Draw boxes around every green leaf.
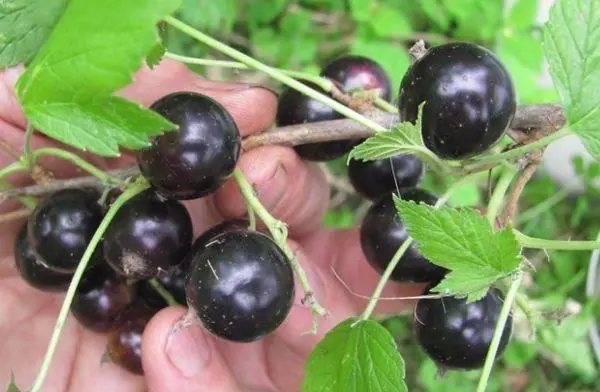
[419,0,451,30]
[146,43,166,69]
[542,0,600,159]
[15,0,181,157]
[349,0,373,22]
[0,0,68,68]
[394,200,522,301]
[6,372,21,392]
[247,0,287,26]
[349,105,425,162]
[369,5,412,38]
[303,319,407,392]
[506,0,539,31]
[176,0,236,33]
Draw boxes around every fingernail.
[165,321,211,378]
[255,162,287,209]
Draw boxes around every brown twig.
[500,151,544,225]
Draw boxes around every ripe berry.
[107,307,153,375]
[398,43,516,159]
[321,55,393,102]
[14,223,73,292]
[103,190,193,279]
[71,266,135,333]
[186,230,294,342]
[360,188,446,283]
[136,92,241,200]
[28,189,104,273]
[192,218,250,251]
[414,285,512,369]
[276,82,354,161]
[348,154,425,201]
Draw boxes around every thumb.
[142,307,242,392]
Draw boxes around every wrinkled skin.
[0,61,421,392]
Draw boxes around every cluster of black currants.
[14,92,295,375]
[277,43,516,371]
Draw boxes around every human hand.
[0,60,422,392]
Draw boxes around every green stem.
[149,278,179,306]
[518,186,571,224]
[476,272,522,392]
[164,17,387,134]
[515,230,600,250]
[30,178,149,392]
[165,52,333,92]
[486,167,518,225]
[358,173,481,322]
[373,98,398,113]
[32,148,121,185]
[515,291,537,338]
[466,128,571,168]
[0,161,28,181]
[233,168,327,318]
[247,202,256,231]
[23,123,35,168]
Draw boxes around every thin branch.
[0,208,30,223]
[501,154,543,225]
[0,104,565,199]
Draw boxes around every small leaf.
[394,199,522,301]
[6,372,22,392]
[16,0,181,156]
[349,0,373,22]
[369,5,412,38]
[146,42,166,69]
[542,0,600,159]
[303,319,407,392]
[349,105,426,162]
[0,0,68,68]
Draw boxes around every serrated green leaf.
[146,42,166,69]
[543,0,600,160]
[349,0,373,22]
[15,0,180,157]
[349,105,425,162]
[303,319,407,392]
[394,199,522,301]
[0,0,68,68]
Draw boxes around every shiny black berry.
[186,230,294,342]
[71,266,135,333]
[107,307,153,375]
[360,188,446,283]
[192,218,250,251]
[321,55,393,102]
[103,190,193,279]
[348,154,425,201]
[276,82,353,161]
[28,189,104,273]
[415,285,512,369]
[137,92,242,200]
[14,223,73,292]
[398,43,516,159]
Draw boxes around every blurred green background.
[162,1,600,391]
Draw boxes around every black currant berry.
[398,43,516,159]
[321,55,393,102]
[186,230,294,342]
[348,154,425,201]
[360,188,446,283]
[107,307,153,375]
[103,190,193,279]
[414,285,512,370]
[276,82,353,161]
[14,223,73,292]
[28,188,104,273]
[192,218,250,251]
[71,266,135,333]
[137,92,241,200]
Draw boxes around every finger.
[213,146,330,238]
[142,307,242,392]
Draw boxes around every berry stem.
[163,16,387,134]
[0,161,28,182]
[357,172,481,322]
[514,230,600,250]
[23,123,35,168]
[486,167,518,225]
[232,168,328,321]
[465,127,571,168]
[31,148,122,185]
[29,177,149,392]
[476,272,523,392]
[149,278,179,306]
[0,162,37,209]
[165,52,334,92]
